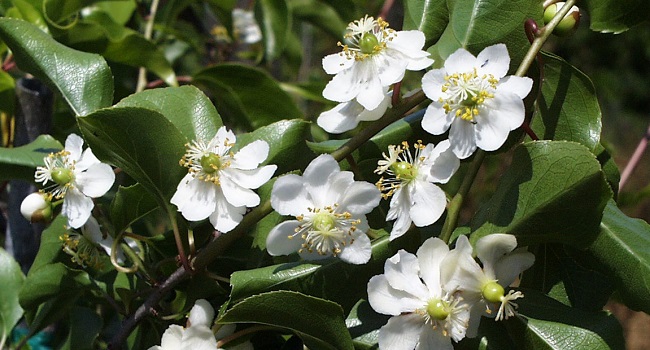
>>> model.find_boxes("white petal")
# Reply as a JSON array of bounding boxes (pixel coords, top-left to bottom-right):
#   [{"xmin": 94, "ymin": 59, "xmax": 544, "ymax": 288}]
[
  {"xmin": 322, "ymin": 68, "xmax": 361, "ymax": 103},
  {"xmin": 388, "ymin": 31, "xmax": 426, "ymax": 57},
  {"xmin": 303, "ymin": 154, "xmax": 340, "ymax": 199},
  {"xmin": 338, "ymin": 230, "xmax": 371, "ymax": 264},
  {"xmin": 385, "ymin": 250, "xmax": 429, "ymax": 299},
  {"xmin": 476, "ymin": 43, "xmax": 510, "ymax": 78},
  {"xmin": 76, "ymin": 148, "xmax": 101, "ymax": 171},
  {"xmin": 375, "ymin": 53, "xmax": 408, "ymax": 88},
  {"xmin": 319, "ymin": 169, "xmax": 354, "ymax": 207},
  {"xmin": 387, "ymin": 188, "xmax": 412, "ymax": 240},
  {"xmin": 209, "ymin": 127, "xmax": 237, "ymax": 155},
  {"xmin": 417, "ymin": 326, "xmax": 453, "ymax": 350},
  {"xmin": 224, "ymin": 165, "xmax": 276, "ymax": 190},
  {"xmin": 317, "ymin": 102, "xmax": 364, "ymax": 134},
  {"xmin": 408, "ymin": 181, "xmax": 446, "ymax": 227},
  {"xmin": 181, "ymin": 326, "xmax": 217, "ymax": 350},
  {"xmin": 416, "ymin": 237, "xmax": 449, "ymax": 294},
  {"xmin": 75, "ymin": 163, "xmax": 115, "ymax": 198},
  {"xmin": 449, "ymin": 119, "xmax": 477, "ymax": 159},
  {"xmin": 220, "ymin": 177, "xmax": 261, "ymax": 207},
  {"xmin": 426, "ymin": 140, "xmax": 460, "ymax": 184},
  {"xmin": 421, "ymin": 69, "xmax": 447, "ymax": 102},
  {"xmin": 208, "ymin": 190, "xmax": 246, "ymax": 233},
  {"xmin": 367, "ymin": 275, "xmax": 424, "ymax": 316},
  {"xmin": 473, "ymin": 113, "xmax": 512, "ymax": 153},
  {"xmin": 475, "ymin": 233, "xmax": 517, "ymax": 270},
  {"xmin": 494, "ymin": 247, "xmax": 535, "ymax": 287},
  {"xmin": 62, "ymin": 188, "xmax": 94, "ymax": 229},
  {"xmin": 188, "ymin": 299, "xmax": 214, "ymax": 328},
  {"xmin": 358, "ymin": 91, "xmax": 391, "ymax": 121},
  {"xmin": 337, "ymin": 181, "xmax": 380, "ymax": 215},
  {"xmin": 265, "ymin": 220, "xmax": 303, "ymax": 256},
  {"xmin": 356, "ymin": 74, "xmax": 386, "ymax": 110},
  {"xmin": 498, "ymin": 76, "xmax": 533, "ymax": 99},
  {"xmin": 65, "ymin": 133, "xmax": 84, "ymax": 162},
  {"xmin": 170, "ymin": 176, "xmax": 217, "ymax": 222},
  {"xmin": 230, "ymin": 140, "xmax": 270, "ymax": 169},
  {"xmin": 489, "ymin": 90, "xmax": 527, "ymax": 130},
  {"xmin": 443, "ymin": 48, "xmax": 477, "ymax": 74},
  {"xmin": 465, "ymin": 303, "xmax": 485, "ymax": 338},
  {"xmin": 378, "ymin": 314, "xmax": 424, "ymax": 350},
  {"xmin": 322, "ymin": 52, "xmax": 354, "ymax": 74},
  {"xmin": 270, "ymin": 174, "xmax": 311, "ymax": 217},
  {"xmin": 422, "ymin": 103, "xmax": 453, "ymax": 135},
  {"xmin": 157, "ymin": 324, "xmax": 183, "ymax": 349}
]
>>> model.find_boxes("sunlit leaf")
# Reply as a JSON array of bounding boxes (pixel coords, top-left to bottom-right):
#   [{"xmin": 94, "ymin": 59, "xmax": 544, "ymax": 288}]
[{"xmin": 0, "ymin": 134, "xmax": 62, "ymax": 182}]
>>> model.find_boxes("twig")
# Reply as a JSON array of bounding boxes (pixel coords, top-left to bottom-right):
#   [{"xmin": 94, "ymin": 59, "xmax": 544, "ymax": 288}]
[
  {"xmin": 135, "ymin": 0, "xmax": 161, "ymax": 92},
  {"xmin": 619, "ymin": 122, "xmax": 650, "ymax": 190}
]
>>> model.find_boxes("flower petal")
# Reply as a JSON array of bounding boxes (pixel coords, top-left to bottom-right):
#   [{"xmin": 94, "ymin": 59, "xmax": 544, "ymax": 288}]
[
  {"xmin": 338, "ymin": 230, "xmax": 371, "ymax": 264},
  {"xmin": 425, "ymin": 140, "xmax": 460, "ymax": 184},
  {"xmin": 416, "ymin": 237, "xmax": 449, "ymax": 294},
  {"xmin": 181, "ymin": 326, "xmax": 217, "ymax": 350},
  {"xmin": 322, "ymin": 52, "xmax": 354, "ymax": 75},
  {"xmin": 224, "ymin": 165, "xmax": 277, "ymax": 190},
  {"xmin": 209, "ymin": 127, "xmax": 237, "ymax": 155},
  {"xmin": 378, "ymin": 314, "xmax": 424, "ymax": 350},
  {"xmin": 208, "ymin": 189, "xmax": 246, "ymax": 233},
  {"xmin": 231, "ymin": 140, "xmax": 270, "ymax": 169},
  {"xmin": 387, "ymin": 188, "xmax": 412, "ymax": 240},
  {"xmin": 62, "ymin": 188, "xmax": 94, "ymax": 229},
  {"xmin": 303, "ymin": 154, "xmax": 340, "ymax": 199},
  {"xmin": 494, "ymin": 247, "xmax": 535, "ymax": 287},
  {"xmin": 367, "ymin": 275, "xmax": 424, "ymax": 316},
  {"xmin": 337, "ymin": 181, "xmax": 380, "ymax": 215},
  {"xmin": 270, "ymin": 174, "xmax": 311, "ymax": 217},
  {"xmin": 65, "ymin": 133, "xmax": 84, "ymax": 162},
  {"xmin": 422, "ymin": 103, "xmax": 453, "ymax": 135},
  {"xmin": 443, "ymin": 48, "xmax": 476, "ymax": 74},
  {"xmin": 76, "ymin": 148, "xmax": 101, "ymax": 171},
  {"xmin": 322, "ymin": 68, "xmax": 361, "ymax": 103},
  {"xmin": 188, "ymin": 299, "xmax": 214, "ymax": 328},
  {"xmin": 154, "ymin": 324, "xmax": 183, "ymax": 350},
  {"xmin": 265, "ymin": 220, "xmax": 303, "ymax": 256},
  {"xmin": 358, "ymin": 91, "xmax": 391, "ymax": 121},
  {"xmin": 408, "ymin": 181, "xmax": 446, "ymax": 227},
  {"xmin": 220, "ymin": 176, "xmax": 261, "ymax": 207},
  {"xmin": 385, "ymin": 250, "xmax": 429, "ymax": 299},
  {"xmin": 475, "ymin": 233, "xmax": 517, "ymax": 271},
  {"xmin": 476, "ymin": 43, "xmax": 510, "ymax": 78},
  {"xmin": 421, "ymin": 69, "xmax": 447, "ymax": 102},
  {"xmin": 356, "ymin": 74, "xmax": 386, "ymax": 110},
  {"xmin": 417, "ymin": 325, "xmax": 453, "ymax": 350},
  {"xmin": 449, "ymin": 119, "xmax": 477, "ymax": 159},
  {"xmin": 498, "ymin": 76, "xmax": 533, "ymax": 99},
  {"xmin": 75, "ymin": 163, "xmax": 115, "ymax": 198},
  {"xmin": 317, "ymin": 101, "xmax": 364, "ymax": 134},
  {"xmin": 170, "ymin": 175, "xmax": 217, "ymax": 222}
]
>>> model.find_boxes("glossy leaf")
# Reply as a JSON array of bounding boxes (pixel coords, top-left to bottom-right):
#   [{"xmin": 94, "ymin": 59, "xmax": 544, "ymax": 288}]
[
  {"xmin": 42, "ymin": 0, "xmax": 130, "ymax": 25},
  {"xmin": 28, "ymin": 215, "xmax": 68, "ymax": 275},
  {"xmin": 589, "ymin": 200, "xmax": 650, "ymax": 314},
  {"xmin": 0, "ymin": 134, "xmax": 62, "ymax": 182},
  {"xmin": 115, "ymin": 86, "xmax": 223, "ymax": 141},
  {"xmin": 6, "ymin": 0, "xmax": 48, "ymax": 33},
  {"xmin": 403, "ymin": 0, "xmax": 449, "ymax": 47},
  {"xmin": 0, "ymin": 18, "xmax": 113, "ymax": 115},
  {"xmin": 470, "ymin": 141, "xmax": 612, "ymax": 248},
  {"xmin": 194, "ymin": 64, "xmax": 303, "ymax": 128},
  {"xmin": 583, "ymin": 0, "xmax": 649, "ymax": 33},
  {"xmin": 110, "ymin": 184, "xmax": 159, "ymax": 235},
  {"xmin": 531, "ymin": 52, "xmax": 602, "ymax": 152},
  {"xmin": 256, "ymin": 0, "xmax": 291, "ymax": 60},
  {"xmin": 291, "ymin": 0, "xmax": 346, "ymax": 38},
  {"xmin": 345, "ymin": 299, "xmax": 387, "ymax": 350},
  {"xmin": 20, "ymin": 263, "xmax": 91, "ymax": 311},
  {"xmin": 60, "ymin": 306, "xmax": 103, "ymax": 350},
  {"xmin": 510, "ymin": 289, "xmax": 625, "ymax": 349},
  {"xmin": 85, "ymin": 0, "xmax": 137, "ymax": 25},
  {"xmin": 77, "ymin": 107, "xmax": 187, "ymax": 205},
  {"xmin": 0, "ymin": 248, "xmax": 25, "ymax": 341},
  {"xmin": 221, "ymin": 291, "xmax": 354, "ymax": 350}
]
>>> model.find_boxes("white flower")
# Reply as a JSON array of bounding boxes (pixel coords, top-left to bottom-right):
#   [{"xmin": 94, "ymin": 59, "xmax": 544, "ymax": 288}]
[
  {"xmin": 322, "ymin": 15, "xmax": 433, "ymax": 110},
  {"xmin": 442, "ymin": 234, "xmax": 535, "ymax": 337},
  {"xmin": 171, "ymin": 126, "xmax": 277, "ymax": 233},
  {"xmin": 375, "ymin": 140, "xmax": 459, "ymax": 240},
  {"xmin": 317, "ymin": 89, "xmax": 391, "ymax": 134},
  {"xmin": 34, "ymin": 133, "xmax": 115, "ymax": 229},
  {"xmin": 367, "ymin": 238, "xmax": 470, "ymax": 350},
  {"xmin": 232, "ymin": 8, "xmax": 262, "ymax": 44},
  {"xmin": 60, "ymin": 217, "xmax": 114, "ymax": 269},
  {"xmin": 149, "ymin": 299, "xmax": 217, "ymax": 350},
  {"xmin": 266, "ymin": 154, "xmax": 380, "ymax": 264},
  {"xmin": 421, "ymin": 44, "xmax": 533, "ymax": 159},
  {"xmin": 20, "ymin": 192, "xmax": 52, "ymax": 222}
]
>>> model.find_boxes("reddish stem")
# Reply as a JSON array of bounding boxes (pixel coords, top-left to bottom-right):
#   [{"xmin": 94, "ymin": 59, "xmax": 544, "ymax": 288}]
[{"xmin": 619, "ymin": 123, "xmax": 650, "ymax": 190}]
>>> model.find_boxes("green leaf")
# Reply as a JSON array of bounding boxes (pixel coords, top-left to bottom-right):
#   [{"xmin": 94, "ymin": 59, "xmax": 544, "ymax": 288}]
[
  {"xmin": 256, "ymin": 0, "xmax": 291, "ymax": 60},
  {"xmin": 509, "ymin": 289, "xmax": 625, "ymax": 349},
  {"xmin": 110, "ymin": 184, "xmax": 158, "ymax": 235},
  {"xmin": 0, "ymin": 69, "xmax": 15, "ymax": 114},
  {"xmin": 194, "ymin": 64, "xmax": 303, "ymax": 129},
  {"xmin": 583, "ymin": 0, "xmax": 649, "ymax": 33},
  {"xmin": 531, "ymin": 52, "xmax": 602, "ymax": 152},
  {"xmin": 28, "ymin": 215, "xmax": 68, "ymax": 274},
  {"xmin": 0, "ymin": 248, "xmax": 25, "ymax": 341},
  {"xmin": 84, "ymin": 0, "xmax": 137, "ymax": 25},
  {"xmin": 431, "ymin": 0, "xmax": 542, "ymax": 66},
  {"xmin": 114, "ymin": 86, "xmax": 223, "ymax": 141},
  {"xmin": 0, "ymin": 18, "xmax": 113, "ymax": 115},
  {"xmin": 470, "ymin": 141, "xmax": 612, "ymax": 248},
  {"xmin": 77, "ymin": 107, "xmax": 187, "ymax": 205},
  {"xmin": 20, "ymin": 263, "xmax": 91, "ymax": 311},
  {"xmin": 6, "ymin": 0, "xmax": 48, "ymax": 33},
  {"xmin": 220, "ymin": 291, "xmax": 354, "ymax": 350},
  {"xmin": 588, "ymin": 200, "xmax": 650, "ymax": 314},
  {"xmin": 60, "ymin": 306, "xmax": 103, "ymax": 350},
  {"xmin": 291, "ymin": 0, "xmax": 346, "ymax": 38},
  {"xmin": 0, "ymin": 134, "xmax": 62, "ymax": 182},
  {"xmin": 403, "ymin": 0, "xmax": 449, "ymax": 47},
  {"xmin": 345, "ymin": 299, "xmax": 387, "ymax": 350}
]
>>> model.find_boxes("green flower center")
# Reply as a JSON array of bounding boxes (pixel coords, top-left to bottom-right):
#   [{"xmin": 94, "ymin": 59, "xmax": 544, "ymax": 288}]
[
  {"xmin": 52, "ymin": 167, "xmax": 73, "ymax": 185},
  {"xmin": 359, "ymin": 32, "xmax": 380, "ymax": 54},
  {"xmin": 482, "ymin": 281, "xmax": 505, "ymax": 303},
  {"xmin": 426, "ymin": 298, "xmax": 449, "ymax": 320},
  {"xmin": 390, "ymin": 161, "xmax": 418, "ymax": 181},
  {"xmin": 312, "ymin": 212, "xmax": 337, "ymax": 232},
  {"xmin": 200, "ymin": 153, "xmax": 222, "ymax": 174}
]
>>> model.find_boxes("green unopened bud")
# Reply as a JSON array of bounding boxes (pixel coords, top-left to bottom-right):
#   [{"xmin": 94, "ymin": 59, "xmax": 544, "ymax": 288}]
[
  {"xmin": 544, "ymin": 2, "xmax": 581, "ymax": 37},
  {"xmin": 20, "ymin": 192, "xmax": 53, "ymax": 223},
  {"xmin": 482, "ymin": 281, "xmax": 505, "ymax": 303},
  {"xmin": 359, "ymin": 32, "xmax": 380, "ymax": 55}
]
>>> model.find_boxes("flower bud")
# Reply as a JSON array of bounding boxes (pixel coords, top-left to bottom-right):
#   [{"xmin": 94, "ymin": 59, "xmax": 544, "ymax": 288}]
[
  {"xmin": 20, "ymin": 192, "xmax": 52, "ymax": 223},
  {"xmin": 544, "ymin": 2, "xmax": 581, "ymax": 36}
]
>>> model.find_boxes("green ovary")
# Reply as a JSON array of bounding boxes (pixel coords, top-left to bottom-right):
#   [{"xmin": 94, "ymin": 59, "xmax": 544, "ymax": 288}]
[
  {"xmin": 390, "ymin": 161, "xmax": 417, "ymax": 181},
  {"xmin": 426, "ymin": 299, "xmax": 450, "ymax": 320},
  {"xmin": 359, "ymin": 32, "xmax": 380, "ymax": 54},
  {"xmin": 482, "ymin": 281, "xmax": 505, "ymax": 303},
  {"xmin": 51, "ymin": 168, "xmax": 73, "ymax": 185},
  {"xmin": 200, "ymin": 153, "xmax": 222, "ymax": 174}
]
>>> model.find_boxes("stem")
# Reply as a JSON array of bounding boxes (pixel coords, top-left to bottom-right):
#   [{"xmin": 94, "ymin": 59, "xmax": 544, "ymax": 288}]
[
  {"xmin": 168, "ymin": 208, "xmax": 192, "ymax": 272},
  {"xmin": 217, "ymin": 325, "xmax": 277, "ymax": 348},
  {"xmin": 619, "ymin": 122, "xmax": 650, "ymax": 190},
  {"xmin": 135, "ymin": 0, "xmax": 161, "ymax": 92},
  {"xmin": 440, "ymin": 150, "xmax": 486, "ymax": 243}
]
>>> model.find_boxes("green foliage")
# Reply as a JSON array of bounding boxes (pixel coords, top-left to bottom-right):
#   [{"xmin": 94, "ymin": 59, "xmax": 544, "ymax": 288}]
[
  {"xmin": 583, "ymin": 0, "xmax": 649, "ymax": 33},
  {"xmin": 0, "ymin": 248, "xmax": 25, "ymax": 342},
  {"xmin": 0, "ymin": 134, "xmax": 62, "ymax": 181}
]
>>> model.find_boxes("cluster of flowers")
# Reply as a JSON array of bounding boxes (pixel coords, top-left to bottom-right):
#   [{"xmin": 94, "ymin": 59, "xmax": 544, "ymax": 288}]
[{"xmin": 20, "ymin": 14, "xmax": 537, "ymax": 349}]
